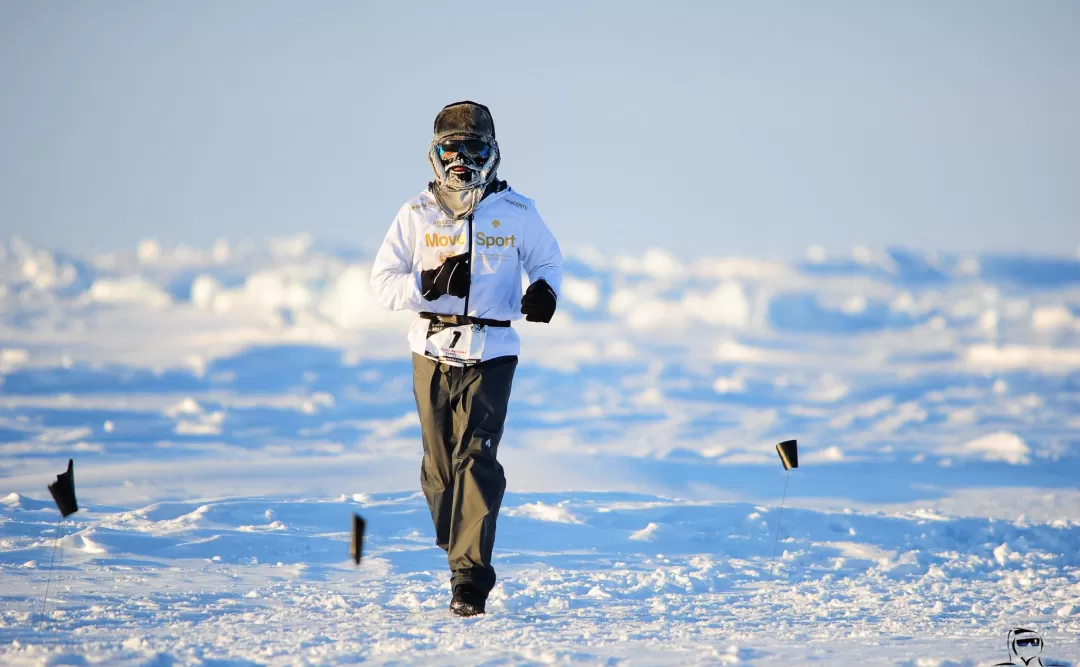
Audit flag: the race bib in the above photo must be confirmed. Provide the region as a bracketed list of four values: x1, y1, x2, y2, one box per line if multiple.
[425, 321, 487, 367]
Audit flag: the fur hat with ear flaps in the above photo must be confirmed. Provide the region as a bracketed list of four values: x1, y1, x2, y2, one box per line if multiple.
[433, 101, 496, 143]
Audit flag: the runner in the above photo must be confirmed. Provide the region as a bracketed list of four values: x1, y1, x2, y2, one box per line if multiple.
[370, 101, 562, 617]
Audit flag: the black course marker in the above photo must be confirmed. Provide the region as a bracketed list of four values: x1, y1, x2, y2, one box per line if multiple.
[40, 458, 80, 627]
[772, 440, 799, 562]
[350, 513, 366, 565]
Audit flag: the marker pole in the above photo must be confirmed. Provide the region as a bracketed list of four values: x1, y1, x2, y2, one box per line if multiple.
[38, 516, 63, 627]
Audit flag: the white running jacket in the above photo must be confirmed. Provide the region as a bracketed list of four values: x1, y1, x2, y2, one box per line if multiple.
[370, 186, 563, 361]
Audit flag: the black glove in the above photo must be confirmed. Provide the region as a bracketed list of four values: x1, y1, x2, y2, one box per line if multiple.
[421, 253, 470, 300]
[520, 279, 557, 323]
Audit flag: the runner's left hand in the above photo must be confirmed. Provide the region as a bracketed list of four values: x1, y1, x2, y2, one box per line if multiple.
[520, 279, 557, 323]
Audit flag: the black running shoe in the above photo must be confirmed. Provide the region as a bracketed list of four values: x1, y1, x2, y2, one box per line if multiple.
[449, 584, 486, 617]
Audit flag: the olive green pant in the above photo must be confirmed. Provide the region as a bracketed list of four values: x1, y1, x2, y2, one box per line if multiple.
[412, 353, 517, 595]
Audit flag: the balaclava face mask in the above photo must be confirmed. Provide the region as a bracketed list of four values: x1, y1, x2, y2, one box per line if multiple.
[428, 101, 500, 219]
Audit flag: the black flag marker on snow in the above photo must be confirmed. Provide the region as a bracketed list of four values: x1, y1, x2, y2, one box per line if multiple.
[776, 440, 798, 471]
[350, 513, 366, 565]
[772, 440, 799, 563]
[40, 459, 79, 627]
[48, 458, 79, 517]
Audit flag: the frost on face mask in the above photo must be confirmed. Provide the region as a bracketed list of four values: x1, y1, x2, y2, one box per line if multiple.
[442, 154, 480, 189]
[428, 140, 499, 193]
[427, 138, 500, 219]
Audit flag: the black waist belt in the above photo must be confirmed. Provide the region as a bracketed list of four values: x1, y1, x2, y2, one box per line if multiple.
[419, 312, 511, 328]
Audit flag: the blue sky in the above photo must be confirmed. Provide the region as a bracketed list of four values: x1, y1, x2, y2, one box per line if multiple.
[1, 0, 1078, 259]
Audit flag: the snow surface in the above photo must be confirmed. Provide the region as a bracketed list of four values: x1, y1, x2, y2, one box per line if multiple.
[1, 237, 1079, 665]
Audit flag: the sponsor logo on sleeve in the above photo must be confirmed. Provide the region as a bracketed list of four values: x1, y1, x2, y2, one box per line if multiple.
[505, 198, 528, 210]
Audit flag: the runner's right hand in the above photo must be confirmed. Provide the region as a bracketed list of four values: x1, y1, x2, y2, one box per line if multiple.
[421, 253, 471, 300]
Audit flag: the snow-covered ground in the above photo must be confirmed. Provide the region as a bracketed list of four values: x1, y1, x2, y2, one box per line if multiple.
[1, 236, 1079, 665]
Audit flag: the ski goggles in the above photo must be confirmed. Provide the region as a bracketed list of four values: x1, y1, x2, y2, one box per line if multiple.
[1015, 638, 1041, 647]
[436, 138, 492, 159]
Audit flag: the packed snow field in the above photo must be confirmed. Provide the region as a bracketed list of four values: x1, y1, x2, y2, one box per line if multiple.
[1, 236, 1079, 665]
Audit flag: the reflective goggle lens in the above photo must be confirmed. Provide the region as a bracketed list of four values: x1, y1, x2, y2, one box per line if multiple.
[437, 139, 491, 158]
[1017, 638, 1041, 646]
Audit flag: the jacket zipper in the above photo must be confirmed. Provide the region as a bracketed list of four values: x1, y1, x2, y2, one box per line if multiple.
[463, 214, 473, 317]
